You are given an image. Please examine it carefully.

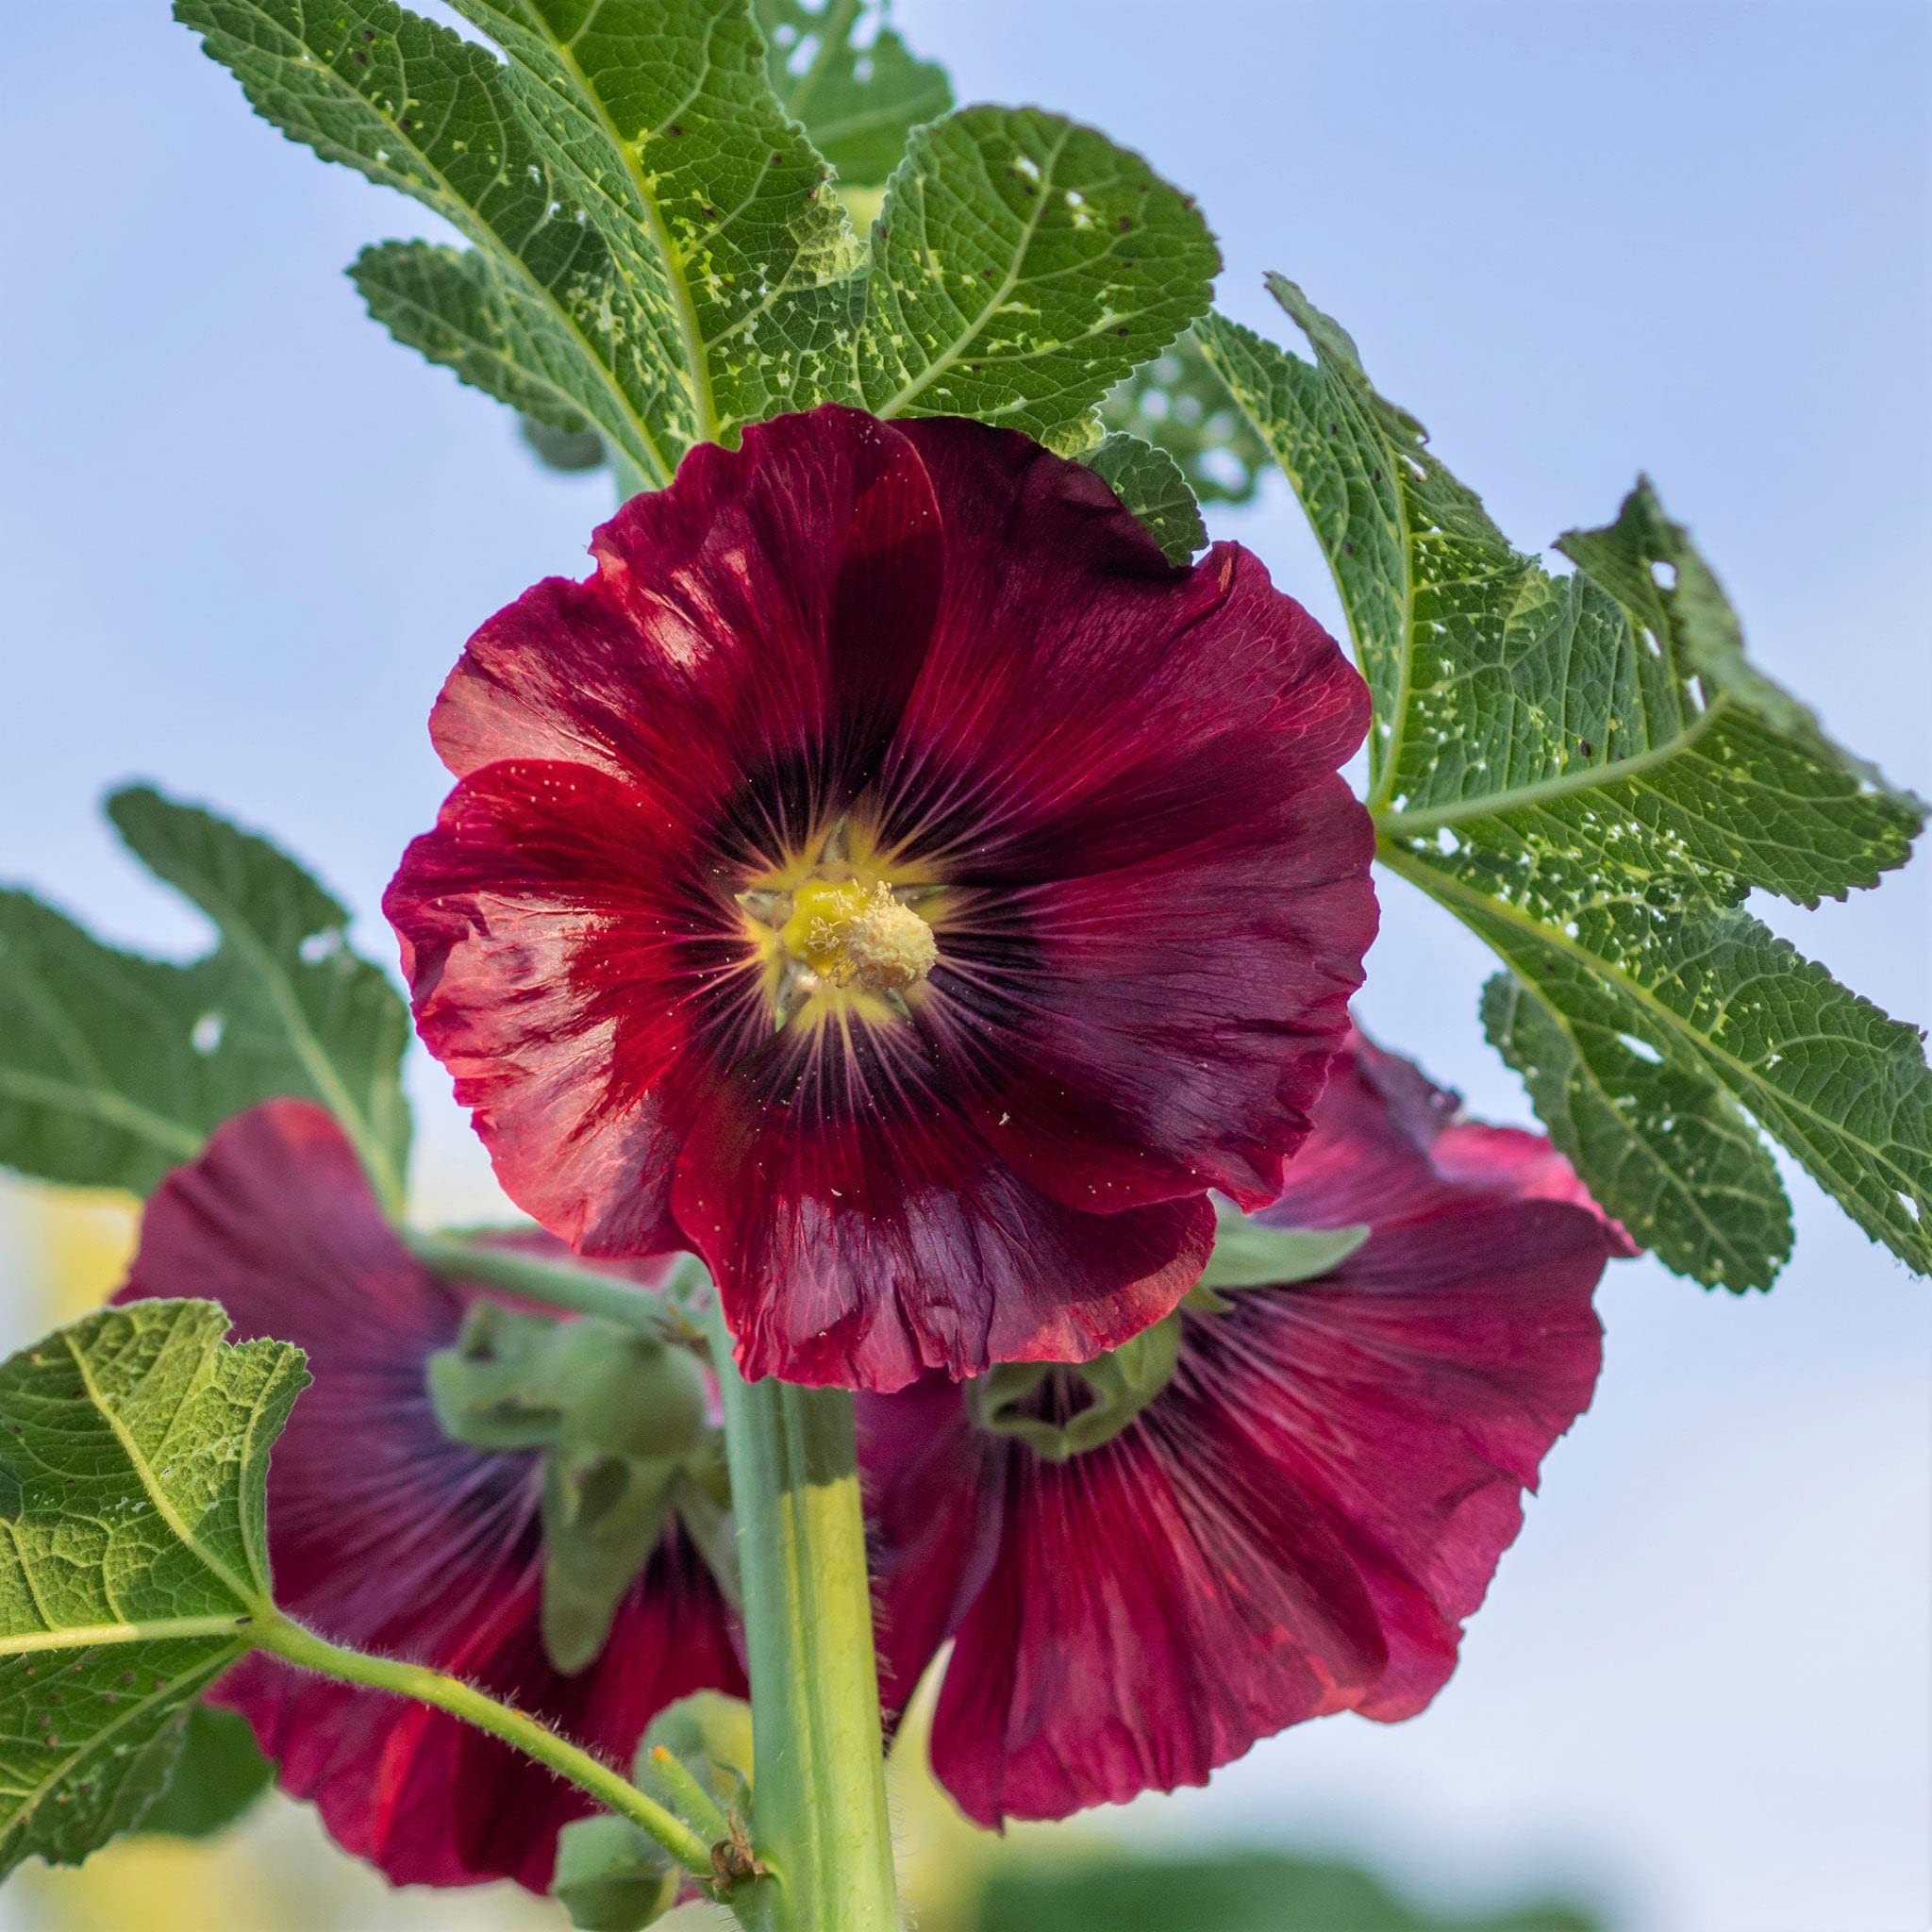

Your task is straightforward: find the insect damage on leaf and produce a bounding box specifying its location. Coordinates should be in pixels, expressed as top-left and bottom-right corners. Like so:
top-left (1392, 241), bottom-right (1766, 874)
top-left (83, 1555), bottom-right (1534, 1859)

top-left (1200, 278), bottom-right (1929, 1288)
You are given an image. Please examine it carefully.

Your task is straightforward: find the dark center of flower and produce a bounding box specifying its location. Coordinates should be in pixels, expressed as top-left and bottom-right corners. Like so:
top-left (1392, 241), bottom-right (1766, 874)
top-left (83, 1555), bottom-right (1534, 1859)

top-left (737, 815), bottom-right (941, 1029)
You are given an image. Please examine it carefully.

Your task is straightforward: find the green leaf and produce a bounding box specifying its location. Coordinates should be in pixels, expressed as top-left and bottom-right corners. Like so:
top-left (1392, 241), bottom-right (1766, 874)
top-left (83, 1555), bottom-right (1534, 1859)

top-left (177, 0), bottom-right (683, 483)
top-left (756, 0), bottom-right (953, 186)
top-left (1101, 328), bottom-right (1270, 506)
top-left (976, 1847), bottom-right (1603, 1932)
top-left (521, 417), bottom-right (608, 473)
top-left (1084, 434), bottom-right (1206, 563)
top-left (1202, 279), bottom-right (1929, 1286)
top-left (447, 0), bottom-right (866, 444)
top-left (351, 241), bottom-right (608, 441)
top-left (0, 787), bottom-right (410, 1206)
top-left (0, 1301), bottom-right (308, 1877)
top-left (1194, 1218), bottom-right (1371, 1293)
top-left (134, 1701), bottom-right (274, 1840)
top-left (190, 5), bottom-right (1218, 473)
top-left (858, 106), bottom-right (1220, 441)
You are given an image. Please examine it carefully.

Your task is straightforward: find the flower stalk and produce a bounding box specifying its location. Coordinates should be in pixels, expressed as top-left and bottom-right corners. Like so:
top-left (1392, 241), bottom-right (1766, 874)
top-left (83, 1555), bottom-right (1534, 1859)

top-left (400, 1226), bottom-right (683, 1337)
top-left (249, 1609), bottom-right (715, 1878)
top-left (707, 1301), bottom-right (900, 1931)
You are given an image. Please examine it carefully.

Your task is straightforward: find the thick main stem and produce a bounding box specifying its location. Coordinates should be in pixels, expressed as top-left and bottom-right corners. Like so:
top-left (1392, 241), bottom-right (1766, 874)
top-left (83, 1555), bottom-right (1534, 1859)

top-left (708, 1303), bottom-right (900, 1932)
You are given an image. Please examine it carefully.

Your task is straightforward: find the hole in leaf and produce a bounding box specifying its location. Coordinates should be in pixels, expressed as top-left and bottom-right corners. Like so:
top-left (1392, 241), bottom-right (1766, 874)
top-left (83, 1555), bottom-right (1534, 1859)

top-left (191, 1013), bottom-right (225, 1056)
top-left (1616, 1032), bottom-right (1662, 1065)
top-left (1650, 559), bottom-right (1677, 590)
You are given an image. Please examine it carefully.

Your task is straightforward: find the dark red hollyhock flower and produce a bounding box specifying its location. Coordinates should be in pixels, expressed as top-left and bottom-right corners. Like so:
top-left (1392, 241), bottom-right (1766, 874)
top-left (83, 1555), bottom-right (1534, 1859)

top-left (113, 1100), bottom-right (743, 1892)
top-left (861, 1030), bottom-right (1626, 1826)
top-left (383, 406), bottom-right (1375, 1392)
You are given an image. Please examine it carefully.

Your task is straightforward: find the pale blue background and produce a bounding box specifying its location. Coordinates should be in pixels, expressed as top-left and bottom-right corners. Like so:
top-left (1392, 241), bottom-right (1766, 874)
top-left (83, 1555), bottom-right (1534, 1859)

top-left (2, 4), bottom-right (1927, 1928)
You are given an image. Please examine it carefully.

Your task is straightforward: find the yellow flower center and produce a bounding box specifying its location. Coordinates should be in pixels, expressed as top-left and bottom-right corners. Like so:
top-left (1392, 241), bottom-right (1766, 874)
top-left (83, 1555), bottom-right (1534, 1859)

top-left (784, 879), bottom-right (938, 994)
top-left (736, 817), bottom-right (942, 1030)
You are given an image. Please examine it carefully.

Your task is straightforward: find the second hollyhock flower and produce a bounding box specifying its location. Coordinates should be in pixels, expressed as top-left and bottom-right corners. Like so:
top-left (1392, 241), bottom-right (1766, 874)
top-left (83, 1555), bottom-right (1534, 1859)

top-left (384, 405), bottom-right (1376, 1391)
top-left (861, 1030), bottom-right (1632, 1826)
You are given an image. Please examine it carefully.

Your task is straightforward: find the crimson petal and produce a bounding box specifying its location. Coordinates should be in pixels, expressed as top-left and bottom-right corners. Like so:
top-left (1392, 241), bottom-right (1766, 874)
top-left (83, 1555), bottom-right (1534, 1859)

top-left (388, 408), bottom-right (1375, 1390)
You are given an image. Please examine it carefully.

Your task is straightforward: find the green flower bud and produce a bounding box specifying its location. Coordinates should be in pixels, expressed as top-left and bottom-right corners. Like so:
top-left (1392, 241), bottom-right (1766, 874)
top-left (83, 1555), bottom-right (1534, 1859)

top-left (550, 1814), bottom-right (678, 1931)
top-left (425, 1302), bottom-right (565, 1450)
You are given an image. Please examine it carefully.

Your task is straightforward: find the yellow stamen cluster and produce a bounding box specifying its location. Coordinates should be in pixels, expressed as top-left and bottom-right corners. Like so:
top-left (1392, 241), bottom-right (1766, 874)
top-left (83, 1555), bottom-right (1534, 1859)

top-left (808, 880), bottom-right (939, 994)
top-left (738, 822), bottom-right (941, 1029)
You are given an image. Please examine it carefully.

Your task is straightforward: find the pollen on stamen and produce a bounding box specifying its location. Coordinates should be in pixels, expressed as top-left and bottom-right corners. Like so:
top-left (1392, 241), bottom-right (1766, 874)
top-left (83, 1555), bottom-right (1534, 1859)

top-left (823, 882), bottom-right (938, 994)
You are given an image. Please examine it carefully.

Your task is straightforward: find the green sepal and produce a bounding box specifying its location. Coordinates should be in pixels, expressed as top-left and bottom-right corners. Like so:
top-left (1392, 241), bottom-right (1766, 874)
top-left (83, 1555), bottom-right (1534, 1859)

top-left (551, 1813), bottom-right (680, 1931)
top-left (541, 1454), bottom-right (678, 1675)
top-left (973, 1316), bottom-right (1181, 1462)
top-left (427, 1308), bottom-right (711, 1462)
top-left (425, 1302), bottom-right (564, 1451)
top-left (1191, 1216), bottom-right (1372, 1299)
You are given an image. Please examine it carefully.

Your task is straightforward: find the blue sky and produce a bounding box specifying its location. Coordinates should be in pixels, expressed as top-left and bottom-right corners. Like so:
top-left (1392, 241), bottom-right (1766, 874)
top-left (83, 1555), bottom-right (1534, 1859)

top-left (1, 4), bottom-right (1927, 1928)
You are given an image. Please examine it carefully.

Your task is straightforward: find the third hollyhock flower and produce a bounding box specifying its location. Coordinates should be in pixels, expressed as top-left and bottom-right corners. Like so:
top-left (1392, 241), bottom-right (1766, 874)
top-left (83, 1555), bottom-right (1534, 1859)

top-left (861, 1030), bottom-right (1634, 1826)
top-left (384, 405), bottom-right (1375, 1391)
top-left (114, 1101), bottom-right (742, 1891)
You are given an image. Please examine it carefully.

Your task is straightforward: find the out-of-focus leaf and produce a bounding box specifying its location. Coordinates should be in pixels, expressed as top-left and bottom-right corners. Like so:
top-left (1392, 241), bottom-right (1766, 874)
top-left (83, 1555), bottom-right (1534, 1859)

top-left (757, 0), bottom-right (953, 186)
top-left (133, 1701), bottom-right (274, 1840)
top-left (1101, 327), bottom-right (1270, 505)
top-left (0, 786), bottom-right (411, 1208)
top-left (975, 1848), bottom-right (1604, 1932)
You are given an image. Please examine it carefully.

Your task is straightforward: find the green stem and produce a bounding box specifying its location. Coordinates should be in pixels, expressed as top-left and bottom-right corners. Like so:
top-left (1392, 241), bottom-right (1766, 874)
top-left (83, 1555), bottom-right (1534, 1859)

top-left (401, 1228), bottom-right (681, 1337)
top-left (706, 1302), bottom-right (899, 1932)
top-left (645, 1743), bottom-right (732, 1842)
top-left (251, 1610), bottom-right (714, 1878)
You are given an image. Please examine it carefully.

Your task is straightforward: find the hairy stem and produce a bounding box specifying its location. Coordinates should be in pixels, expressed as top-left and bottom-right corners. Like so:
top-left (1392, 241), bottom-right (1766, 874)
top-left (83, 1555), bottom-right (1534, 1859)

top-left (400, 1227), bottom-right (683, 1337)
top-left (707, 1302), bottom-right (900, 1931)
top-left (250, 1610), bottom-right (714, 1877)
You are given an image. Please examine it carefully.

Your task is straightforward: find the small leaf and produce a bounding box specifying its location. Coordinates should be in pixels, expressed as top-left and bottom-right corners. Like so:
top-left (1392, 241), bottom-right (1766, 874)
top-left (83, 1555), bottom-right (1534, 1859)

top-left (1101, 328), bottom-right (1270, 506)
top-left (134, 1702), bottom-right (274, 1840)
top-left (0, 1301), bottom-right (308, 1877)
top-left (1195, 1219), bottom-right (1372, 1293)
top-left (1203, 281), bottom-right (1930, 1285)
top-left (1085, 433), bottom-right (1207, 563)
top-left (0, 787), bottom-right (410, 1205)
top-left (860, 107), bottom-right (1220, 442)
top-left (757, 0), bottom-right (953, 186)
